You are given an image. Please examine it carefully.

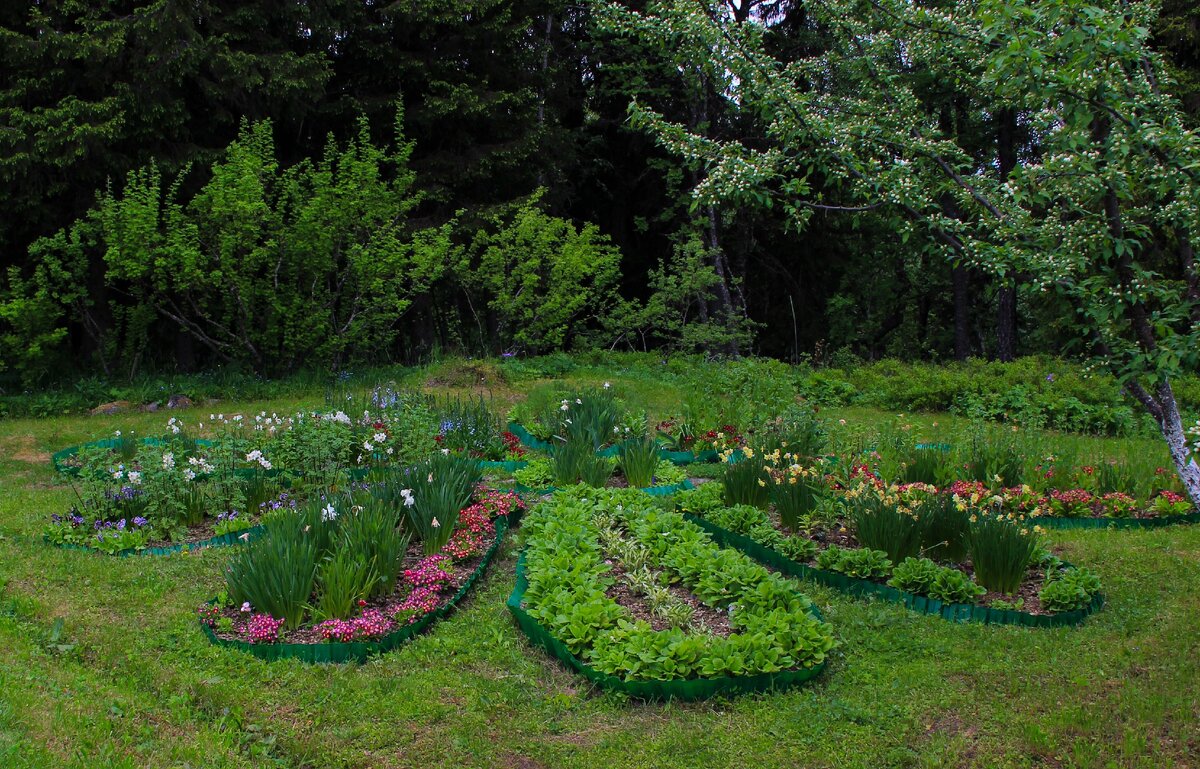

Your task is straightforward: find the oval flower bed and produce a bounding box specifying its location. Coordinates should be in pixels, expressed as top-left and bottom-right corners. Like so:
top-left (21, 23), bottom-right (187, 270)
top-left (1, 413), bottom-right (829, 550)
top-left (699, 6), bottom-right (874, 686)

top-left (677, 477), bottom-right (1104, 627)
top-left (200, 479), bottom-right (524, 663)
top-left (508, 486), bottom-right (835, 700)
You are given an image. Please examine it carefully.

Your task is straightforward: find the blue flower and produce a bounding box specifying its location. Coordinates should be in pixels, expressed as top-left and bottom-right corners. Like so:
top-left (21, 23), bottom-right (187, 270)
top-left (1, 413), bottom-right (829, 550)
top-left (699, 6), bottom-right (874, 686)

top-left (116, 519), bottom-right (126, 531)
top-left (132, 517), bottom-right (148, 527)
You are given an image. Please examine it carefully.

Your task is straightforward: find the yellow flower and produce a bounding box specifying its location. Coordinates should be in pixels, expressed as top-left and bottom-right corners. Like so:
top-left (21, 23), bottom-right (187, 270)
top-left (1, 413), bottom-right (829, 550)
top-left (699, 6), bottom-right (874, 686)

top-left (757, 479), bottom-right (766, 487)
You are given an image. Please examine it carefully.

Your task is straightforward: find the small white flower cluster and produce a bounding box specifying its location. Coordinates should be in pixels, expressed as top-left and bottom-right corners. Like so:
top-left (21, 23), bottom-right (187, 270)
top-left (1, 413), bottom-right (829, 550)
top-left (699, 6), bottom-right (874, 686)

top-left (186, 455), bottom-right (215, 480)
top-left (167, 417), bottom-right (182, 435)
top-left (245, 449), bottom-right (272, 470)
top-left (400, 488), bottom-right (416, 507)
top-left (162, 452), bottom-right (175, 470)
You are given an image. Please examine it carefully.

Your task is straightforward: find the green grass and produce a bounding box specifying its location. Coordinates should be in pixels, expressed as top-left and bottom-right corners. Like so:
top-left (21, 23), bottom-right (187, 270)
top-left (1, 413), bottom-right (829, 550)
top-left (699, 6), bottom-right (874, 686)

top-left (0, 363), bottom-right (1197, 767)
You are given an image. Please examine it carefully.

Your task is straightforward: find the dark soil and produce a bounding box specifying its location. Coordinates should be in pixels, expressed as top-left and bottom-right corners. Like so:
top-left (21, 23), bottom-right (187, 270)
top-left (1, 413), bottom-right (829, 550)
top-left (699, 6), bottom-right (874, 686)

top-left (604, 560), bottom-right (733, 636)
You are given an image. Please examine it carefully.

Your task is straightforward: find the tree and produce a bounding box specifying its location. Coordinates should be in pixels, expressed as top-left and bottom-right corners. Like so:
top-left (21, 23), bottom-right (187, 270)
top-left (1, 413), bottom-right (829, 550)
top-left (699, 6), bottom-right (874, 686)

top-left (3, 112), bottom-right (450, 378)
top-left (603, 0), bottom-right (1200, 506)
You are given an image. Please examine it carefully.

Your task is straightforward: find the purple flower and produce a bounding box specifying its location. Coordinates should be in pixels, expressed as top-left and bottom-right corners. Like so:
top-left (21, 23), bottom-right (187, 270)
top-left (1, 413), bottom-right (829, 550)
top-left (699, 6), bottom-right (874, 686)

top-left (51, 514), bottom-right (63, 523)
top-left (132, 517), bottom-right (147, 527)
top-left (1045, 373), bottom-right (1056, 382)
top-left (501, 351), bottom-right (516, 358)
top-left (116, 519), bottom-right (127, 531)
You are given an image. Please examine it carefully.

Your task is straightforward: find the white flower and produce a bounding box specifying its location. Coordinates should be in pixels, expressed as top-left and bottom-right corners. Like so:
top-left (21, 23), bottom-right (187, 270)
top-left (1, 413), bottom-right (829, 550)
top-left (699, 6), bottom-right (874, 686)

top-left (560, 403), bottom-right (569, 411)
top-left (183, 469), bottom-right (197, 481)
top-left (373, 432), bottom-right (387, 443)
top-left (322, 503), bottom-right (338, 522)
top-left (575, 398), bottom-right (582, 404)
top-left (363, 441), bottom-right (374, 452)
top-left (431, 517), bottom-right (441, 528)
top-left (233, 415), bottom-right (243, 422)
top-left (112, 470), bottom-right (124, 480)
top-left (427, 473), bottom-right (434, 482)
top-left (162, 452), bottom-right (175, 470)
top-left (241, 602), bottom-right (252, 612)
top-left (400, 489), bottom-right (415, 507)
top-left (128, 471), bottom-right (142, 485)
top-left (246, 450), bottom-right (262, 462)
top-left (386, 447), bottom-right (394, 455)
top-left (114, 430), bottom-right (122, 437)
top-left (259, 459), bottom-right (272, 470)
top-left (603, 382), bottom-right (611, 389)
top-left (441, 448), bottom-right (450, 455)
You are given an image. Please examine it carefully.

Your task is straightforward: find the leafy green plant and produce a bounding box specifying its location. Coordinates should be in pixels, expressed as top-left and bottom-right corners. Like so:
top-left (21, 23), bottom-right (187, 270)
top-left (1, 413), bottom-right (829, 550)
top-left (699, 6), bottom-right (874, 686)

top-left (1038, 568), bottom-right (1102, 613)
top-left (677, 481), bottom-right (726, 515)
top-left (965, 509), bottom-right (1040, 594)
top-left (927, 569), bottom-right (986, 604)
top-left (513, 457), bottom-right (554, 489)
top-left (816, 545), bottom-right (892, 579)
top-left (888, 557), bottom-right (942, 595)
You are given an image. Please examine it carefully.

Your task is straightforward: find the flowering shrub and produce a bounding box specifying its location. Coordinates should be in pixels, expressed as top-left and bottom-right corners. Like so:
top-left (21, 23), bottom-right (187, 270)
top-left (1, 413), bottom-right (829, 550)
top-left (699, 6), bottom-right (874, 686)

top-left (1047, 489), bottom-right (1094, 517)
top-left (245, 614), bottom-right (286, 644)
top-left (1151, 491), bottom-right (1194, 517)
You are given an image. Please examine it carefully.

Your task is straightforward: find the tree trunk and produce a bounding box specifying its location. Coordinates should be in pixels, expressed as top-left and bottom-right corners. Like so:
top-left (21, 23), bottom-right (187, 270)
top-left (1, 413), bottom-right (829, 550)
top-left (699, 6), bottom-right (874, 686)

top-left (953, 264), bottom-right (970, 361)
top-left (996, 282), bottom-right (1016, 362)
top-left (1151, 380), bottom-right (1200, 509)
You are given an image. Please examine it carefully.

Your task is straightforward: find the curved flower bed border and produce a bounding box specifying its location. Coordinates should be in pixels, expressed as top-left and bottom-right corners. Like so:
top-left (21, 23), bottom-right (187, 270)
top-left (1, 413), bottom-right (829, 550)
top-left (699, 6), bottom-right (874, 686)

top-left (1036, 511), bottom-right (1200, 530)
top-left (52, 437), bottom-right (217, 476)
top-left (507, 422), bottom-right (695, 462)
top-left (498, 479), bottom-right (695, 498)
top-left (506, 551), bottom-right (827, 701)
top-left (45, 525), bottom-right (266, 558)
top-left (200, 517), bottom-right (508, 664)
top-left (684, 515), bottom-right (1104, 627)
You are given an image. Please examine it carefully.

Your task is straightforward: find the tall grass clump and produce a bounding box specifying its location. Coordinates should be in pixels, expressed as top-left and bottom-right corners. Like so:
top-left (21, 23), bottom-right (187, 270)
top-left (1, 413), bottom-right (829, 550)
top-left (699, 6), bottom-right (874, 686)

top-left (224, 516), bottom-right (320, 629)
top-left (965, 508), bottom-right (1040, 594)
top-left (619, 437), bottom-right (660, 488)
top-left (915, 492), bottom-right (971, 562)
top-left (849, 494), bottom-right (924, 564)
top-left (721, 452), bottom-right (770, 508)
top-left (401, 454), bottom-right (481, 554)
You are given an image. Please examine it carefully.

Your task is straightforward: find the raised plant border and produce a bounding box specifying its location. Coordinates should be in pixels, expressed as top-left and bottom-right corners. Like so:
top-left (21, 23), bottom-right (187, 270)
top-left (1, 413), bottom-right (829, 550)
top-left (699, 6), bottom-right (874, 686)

top-left (683, 514), bottom-right (1104, 627)
top-left (45, 524), bottom-right (266, 558)
top-left (1035, 511), bottom-right (1200, 530)
top-left (496, 479), bottom-right (695, 498)
top-left (506, 550), bottom-right (828, 701)
top-left (200, 517), bottom-right (508, 664)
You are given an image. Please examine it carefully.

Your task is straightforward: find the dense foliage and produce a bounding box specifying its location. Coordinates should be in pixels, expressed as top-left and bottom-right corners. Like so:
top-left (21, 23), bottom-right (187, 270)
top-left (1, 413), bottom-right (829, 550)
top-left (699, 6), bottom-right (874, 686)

top-left (3, 0), bottom-right (1200, 382)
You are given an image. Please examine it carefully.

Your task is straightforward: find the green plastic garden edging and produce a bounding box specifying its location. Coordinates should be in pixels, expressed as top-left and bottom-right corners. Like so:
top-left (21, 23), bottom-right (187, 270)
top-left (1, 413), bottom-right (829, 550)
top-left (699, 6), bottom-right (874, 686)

top-left (52, 437), bottom-right (217, 476)
top-left (200, 517), bottom-right (508, 664)
top-left (1035, 510), bottom-right (1200, 530)
top-left (497, 479), bottom-right (695, 497)
top-left (507, 423), bottom-right (698, 462)
top-left (45, 524), bottom-right (266, 558)
top-left (506, 551), bottom-right (827, 701)
top-left (683, 514), bottom-right (1104, 627)
top-left (478, 459), bottom-right (530, 472)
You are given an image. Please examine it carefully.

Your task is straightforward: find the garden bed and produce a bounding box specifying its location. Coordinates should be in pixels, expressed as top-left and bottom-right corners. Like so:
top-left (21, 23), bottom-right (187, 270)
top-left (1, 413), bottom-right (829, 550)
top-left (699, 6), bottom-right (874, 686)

top-left (45, 523), bottom-right (266, 557)
top-left (202, 517), bottom-right (508, 663)
top-left (685, 514), bottom-right (1103, 627)
top-left (508, 487), bottom-right (834, 700)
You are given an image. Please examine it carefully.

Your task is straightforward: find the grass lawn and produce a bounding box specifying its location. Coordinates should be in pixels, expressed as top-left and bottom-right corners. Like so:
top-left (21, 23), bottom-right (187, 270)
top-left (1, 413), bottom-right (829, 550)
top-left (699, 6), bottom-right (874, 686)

top-left (0, 363), bottom-right (1196, 768)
